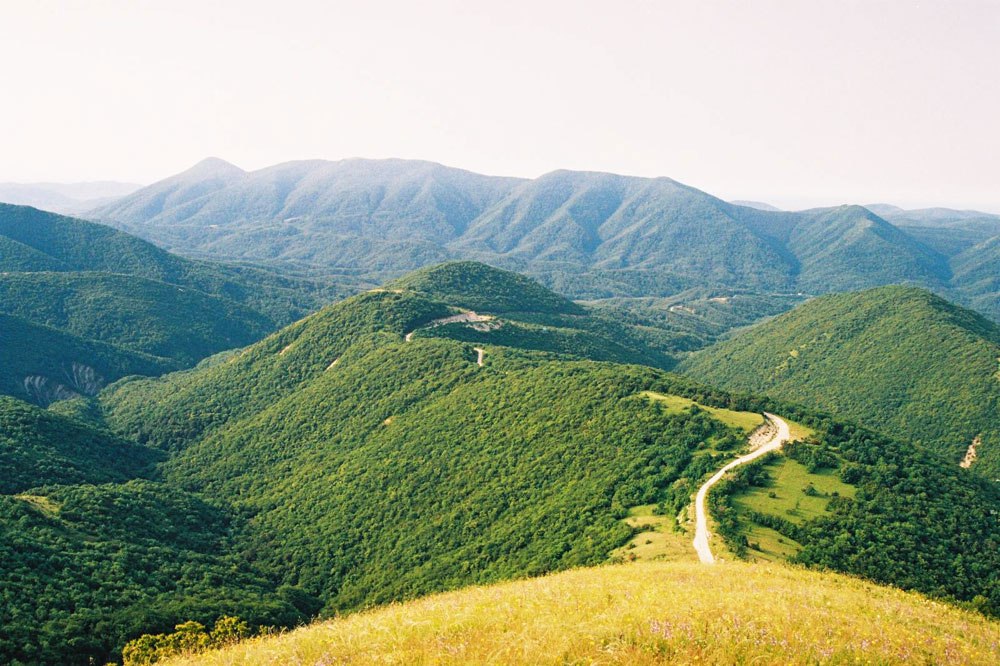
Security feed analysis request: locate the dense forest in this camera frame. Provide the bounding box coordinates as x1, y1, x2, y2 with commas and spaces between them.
3, 261, 999, 665
0, 203, 353, 406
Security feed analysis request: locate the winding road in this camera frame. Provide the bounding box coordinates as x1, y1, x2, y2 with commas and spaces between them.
693, 412, 791, 564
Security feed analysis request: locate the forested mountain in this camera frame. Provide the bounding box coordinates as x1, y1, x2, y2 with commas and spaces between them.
0, 273, 272, 364
679, 286, 1000, 476
97, 265, 997, 637
0, 203, 342, 322
0, 398, 311, 665
93, 158, 523, 271
0, 313, 173, 405
88, 159, 1000, 321
4, 262, 999, 665
0, 204, 347, 404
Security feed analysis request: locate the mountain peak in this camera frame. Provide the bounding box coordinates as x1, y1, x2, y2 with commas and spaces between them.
179, 157, 246, 179
389, 261, 584, 315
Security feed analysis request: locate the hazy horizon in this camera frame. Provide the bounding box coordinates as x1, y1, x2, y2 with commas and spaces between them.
2, 1, 998, 212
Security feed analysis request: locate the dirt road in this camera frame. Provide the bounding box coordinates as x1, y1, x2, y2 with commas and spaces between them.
692, 413, 791, 564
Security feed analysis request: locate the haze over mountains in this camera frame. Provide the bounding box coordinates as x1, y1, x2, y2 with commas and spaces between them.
88, 157, 1000, 321
0, 181, 141, 216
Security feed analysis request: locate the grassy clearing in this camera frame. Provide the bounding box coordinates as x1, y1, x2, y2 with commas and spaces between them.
163, 561, 1000, 665
743, 523, 804, 562
641, 391, 764, 433
786, 419, 816, 442
610, 505, 696, 563
735, 456, 856, 526
14, 494, 60, 516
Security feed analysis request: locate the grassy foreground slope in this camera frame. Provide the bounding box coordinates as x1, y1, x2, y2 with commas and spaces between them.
165, 561, 1000, 666
679, 285, 1000, 477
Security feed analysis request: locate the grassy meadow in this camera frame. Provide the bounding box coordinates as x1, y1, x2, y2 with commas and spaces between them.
161, 561, 1000, 665
641, 391, 765, 433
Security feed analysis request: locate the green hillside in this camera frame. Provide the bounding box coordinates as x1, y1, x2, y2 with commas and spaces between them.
0, 273, 272, 364
387, 260, 584, 314
0, 203, 354, 402
5, 263, 999, 665
679, 285, 1000, 476
0, 481, 306, 665
0, 203, 341, 326
0, 397, 160, 492
0, 397, 310, 664
0, 312, 174, 405
786, 205, 951, 291
100, 265, 999, 615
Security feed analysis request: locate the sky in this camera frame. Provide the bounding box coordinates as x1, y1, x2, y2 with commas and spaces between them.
1, 0, 998, 212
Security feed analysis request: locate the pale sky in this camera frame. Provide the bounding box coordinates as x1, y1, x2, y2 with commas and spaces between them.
1, 0, 998, 212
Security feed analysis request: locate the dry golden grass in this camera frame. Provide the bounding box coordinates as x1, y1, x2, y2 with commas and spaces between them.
164, 561, 999, 665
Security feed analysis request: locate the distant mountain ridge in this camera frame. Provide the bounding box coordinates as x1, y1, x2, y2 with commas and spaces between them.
0, 180, 141, 215
90, 158, 1000, 320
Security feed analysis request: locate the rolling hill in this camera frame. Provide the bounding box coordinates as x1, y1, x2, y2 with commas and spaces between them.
0, 312, 175, 405
678, 285, 1000, 477
0, 398, 310, 664
0, 272, 272, 364
88, 158, 1000, 316
0, 203, 341, 324
157, 561, 1000, 666
99, 264, 998, 618
5, 262, 999, 665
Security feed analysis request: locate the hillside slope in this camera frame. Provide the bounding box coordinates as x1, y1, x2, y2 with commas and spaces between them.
0, 396, 160, 492
162, 561, 1000, 666
0, 312, 174, 405
678, 286, 1000, 476
100, 264, 999, 616
0, 204, 348, 401
0, 203, 339, 325
0, 272, 272, 364
6, 262, 999, 664
0, 398, 309, 665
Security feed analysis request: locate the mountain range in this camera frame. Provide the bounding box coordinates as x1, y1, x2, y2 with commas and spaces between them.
5, 158, 1000, 664
88, 158, 1000, 321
